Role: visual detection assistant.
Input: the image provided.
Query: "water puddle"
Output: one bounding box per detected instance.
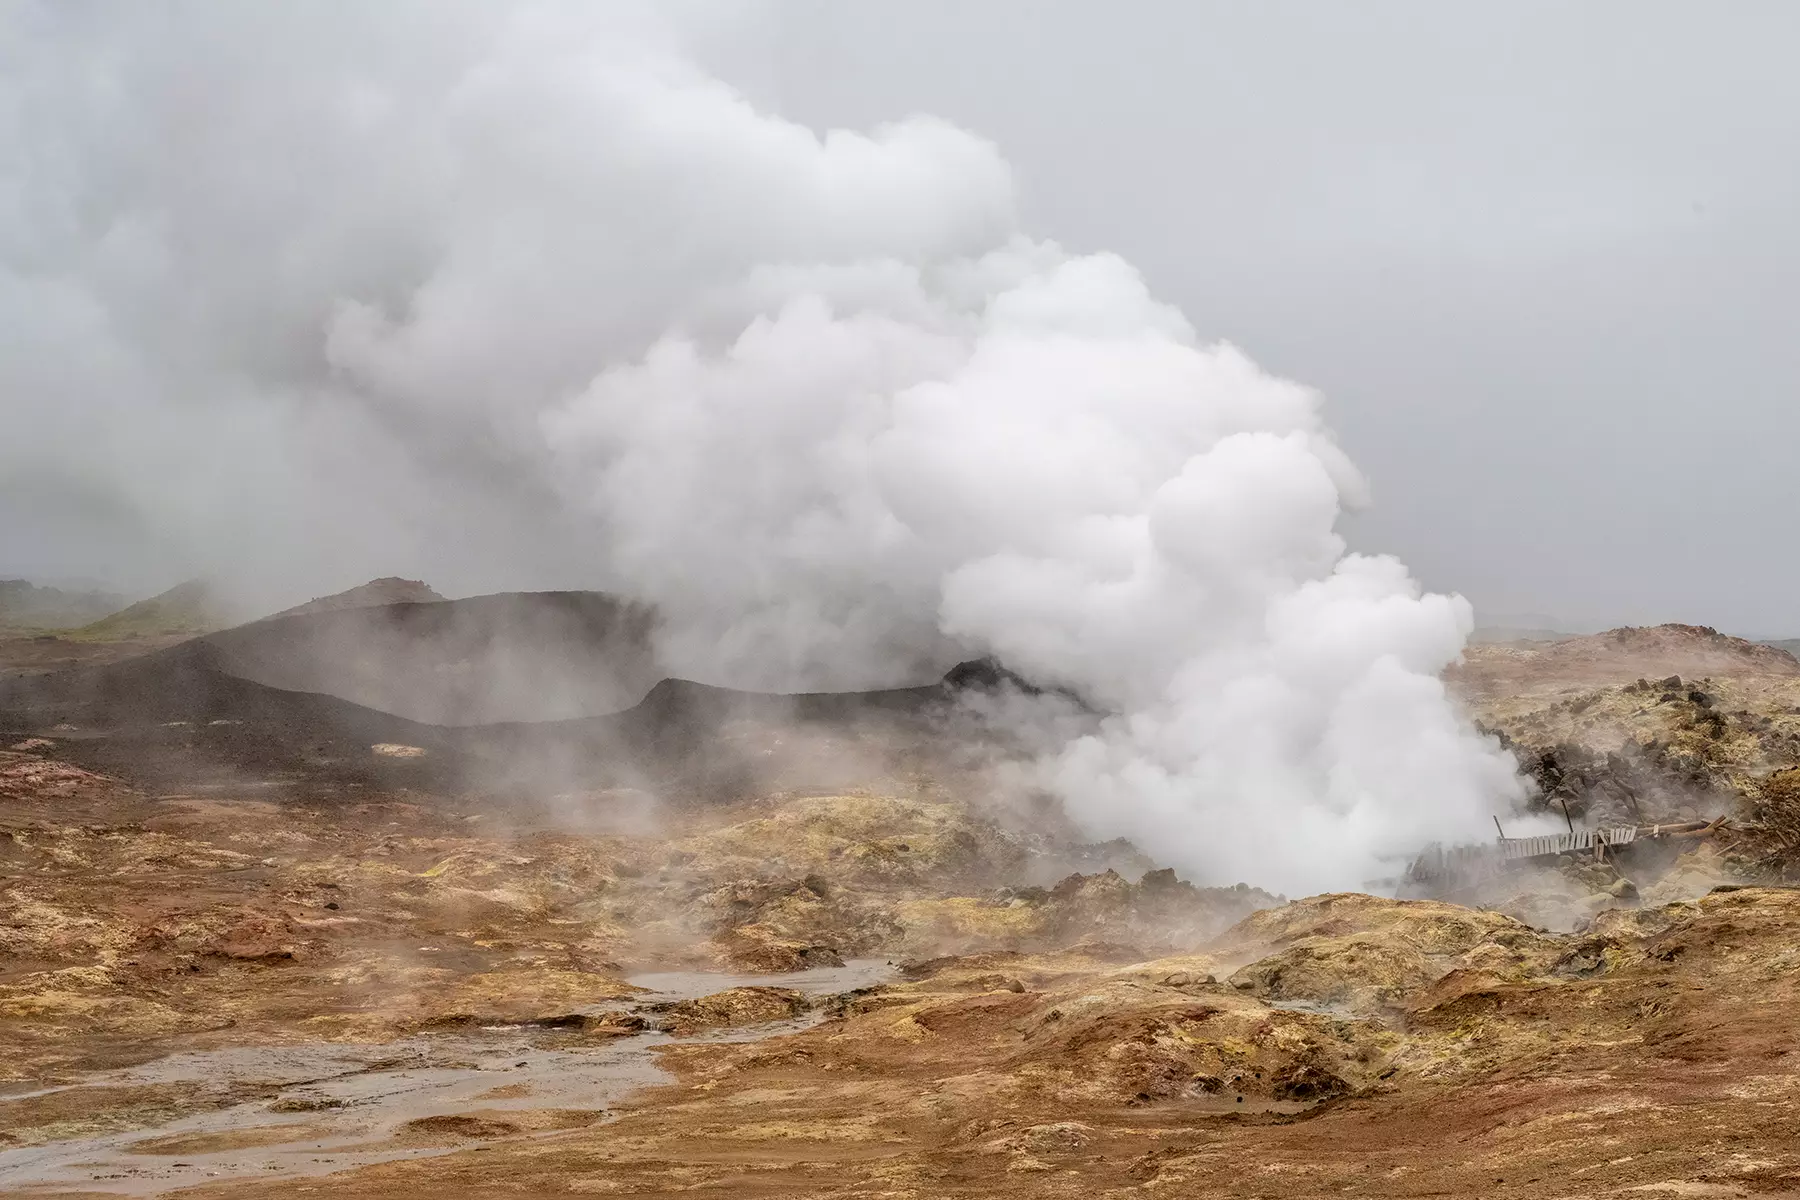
[0,959,893,1195]
[629,958,895,1002]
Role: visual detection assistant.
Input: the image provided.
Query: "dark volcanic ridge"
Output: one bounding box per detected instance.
[207,589,664,725]
[263,576,447,620]
[4,588,665,723]
[0,595,1047,802]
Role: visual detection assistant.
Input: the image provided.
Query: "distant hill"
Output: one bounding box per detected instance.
[1453,623,1800,697]
[1760,638,1800,660]
[0,579,127,632]
[67,580,231,642]
[1545,624,1800,677]
[264,577,446,622]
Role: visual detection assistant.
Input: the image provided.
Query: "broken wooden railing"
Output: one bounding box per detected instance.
[1407,818,1722,890]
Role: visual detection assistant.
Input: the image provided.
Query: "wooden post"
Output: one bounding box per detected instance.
[1493,815,1506,841]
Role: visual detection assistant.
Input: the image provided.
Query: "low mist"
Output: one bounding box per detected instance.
[1,2,1528,893]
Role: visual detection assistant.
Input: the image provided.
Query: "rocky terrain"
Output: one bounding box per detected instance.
[225,886,1800,1200]
[1454,623,1800,882]
[2,605,1799,1197]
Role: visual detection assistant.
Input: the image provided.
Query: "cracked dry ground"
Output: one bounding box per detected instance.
[2,748,1799,1198]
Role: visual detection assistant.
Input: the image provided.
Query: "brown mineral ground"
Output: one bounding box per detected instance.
[3,605,1799,1198]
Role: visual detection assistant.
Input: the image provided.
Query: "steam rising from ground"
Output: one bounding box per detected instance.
[1,2,1526,891]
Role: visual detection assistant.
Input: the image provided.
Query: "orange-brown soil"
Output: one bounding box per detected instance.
[4,620,1800,1197]
[3,744,1797,1198]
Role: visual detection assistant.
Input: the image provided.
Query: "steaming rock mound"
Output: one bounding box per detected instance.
[1452,624,1800,876]
[1453,623,1800,699]
[458,666,1043,803]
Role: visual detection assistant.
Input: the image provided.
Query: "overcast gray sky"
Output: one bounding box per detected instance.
[732,0,1800,634]
[4,1,1797,635]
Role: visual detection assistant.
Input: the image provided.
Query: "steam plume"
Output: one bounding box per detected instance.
[0,2,1525,891]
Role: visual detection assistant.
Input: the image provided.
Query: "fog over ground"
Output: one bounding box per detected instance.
[0,3,1786,887]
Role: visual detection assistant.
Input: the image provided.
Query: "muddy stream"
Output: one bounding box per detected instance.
[0,960,894,1195]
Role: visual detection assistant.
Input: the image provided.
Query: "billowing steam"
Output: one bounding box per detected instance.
[1,3,1525,891]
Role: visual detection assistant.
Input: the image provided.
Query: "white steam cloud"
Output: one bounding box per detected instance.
[0,2,1526,891]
